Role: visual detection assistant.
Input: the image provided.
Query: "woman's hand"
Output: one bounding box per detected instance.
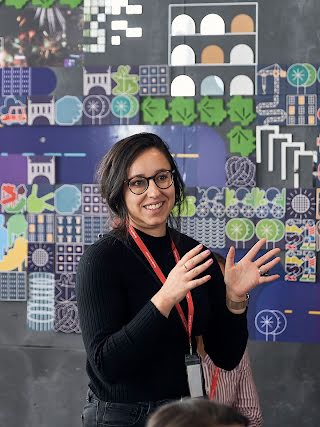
[224,238,281,302]
[151,244,212,317]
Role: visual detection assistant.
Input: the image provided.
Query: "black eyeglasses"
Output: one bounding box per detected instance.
[125,170,175,195]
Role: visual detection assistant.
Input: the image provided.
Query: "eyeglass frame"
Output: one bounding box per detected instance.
[124,169,175,195]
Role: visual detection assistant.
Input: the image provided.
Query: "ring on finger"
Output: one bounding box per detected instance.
[258,267,269,277]
[184,263,189,271]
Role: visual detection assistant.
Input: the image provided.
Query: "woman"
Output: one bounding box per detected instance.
[76,132,280,426]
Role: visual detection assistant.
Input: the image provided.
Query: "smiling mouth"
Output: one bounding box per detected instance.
[144,202,164,210]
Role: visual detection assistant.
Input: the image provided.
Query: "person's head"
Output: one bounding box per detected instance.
[146,399,249,427]
[96,133,185,238]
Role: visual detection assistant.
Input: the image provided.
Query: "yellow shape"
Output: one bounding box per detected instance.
[38,215,44,224]
[47,234,54,243]
[308,116,315,125]
[284,310,293,314]
[308,311,320,315]
[0,237,27,272]
[288,105,295,115]
[285,224,302,234]
[285,255,304,266]
[298,96,305,105]
[29,224,35,233]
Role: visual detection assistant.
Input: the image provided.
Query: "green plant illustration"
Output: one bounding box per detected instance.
[243,188,268,208]
[169,97,198,126]
[197,97,227,126]
[172,195,196,217]
[141,97,169,125]
[227,96,256,126]
[227,126,256,157]
[112,65,139,96]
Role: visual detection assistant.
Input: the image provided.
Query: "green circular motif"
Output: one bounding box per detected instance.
[243,219,255,240]
[272,219,285,242]
[287,64,309,87]
[226,218,254,242]
[256,219,284,242]
[111,95,139,119]
[304,63,317,87]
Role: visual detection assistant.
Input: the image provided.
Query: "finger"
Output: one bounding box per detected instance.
[242,238,267,261]
[185,258,213,279]
[188,275,211,289]
[259,257,281,274]
[185,249,211,270]
[179,244,203,265]
[255,247,281,267]
[225,246,235,271]
[259,274,280,284]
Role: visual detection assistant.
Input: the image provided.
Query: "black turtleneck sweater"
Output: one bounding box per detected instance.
[75,227,248,403]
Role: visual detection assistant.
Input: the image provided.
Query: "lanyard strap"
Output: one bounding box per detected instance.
[128,225,194,353]
[209,367,220,400]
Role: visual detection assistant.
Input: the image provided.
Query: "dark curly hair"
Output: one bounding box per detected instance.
[96,132,186,239]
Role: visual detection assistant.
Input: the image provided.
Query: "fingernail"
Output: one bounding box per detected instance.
[197,244,203,248]
[205,249,210,254]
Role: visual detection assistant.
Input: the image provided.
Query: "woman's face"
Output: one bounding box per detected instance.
[123,148,176,237]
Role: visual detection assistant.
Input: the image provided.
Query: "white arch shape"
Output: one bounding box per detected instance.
[171,75,195,97]
[200,14,225,35]
[200,75,224,95]
[230,75,254,95]
[230,44,255,64]
[171,14,196,35]
[171,44,196,66]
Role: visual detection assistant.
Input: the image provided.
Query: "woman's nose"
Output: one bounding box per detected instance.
[147,179,161,196]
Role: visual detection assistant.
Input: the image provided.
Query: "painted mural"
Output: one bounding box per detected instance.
[0,0,320,344]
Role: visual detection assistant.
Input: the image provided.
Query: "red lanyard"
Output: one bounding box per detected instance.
[128,225,194,353]
[209,366,220,400]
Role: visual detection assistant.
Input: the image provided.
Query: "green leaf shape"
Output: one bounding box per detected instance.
[243,188,268,208]
[169,97,198,126]
[225,188,238,208]
[141,97,169,125]
[112,65,139,96]
[59,0,83,7]
[5,0,29,8]
[227,126,256,157]
[32,0,55,6]
[227,96,256,126]
[197,97,227,126]
[273,189,286,208]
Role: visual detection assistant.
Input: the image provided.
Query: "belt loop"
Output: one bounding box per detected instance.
[96,398,105,424]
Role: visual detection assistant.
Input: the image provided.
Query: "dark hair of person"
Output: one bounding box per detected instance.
[96,132,186,239]
[146,399,249,427]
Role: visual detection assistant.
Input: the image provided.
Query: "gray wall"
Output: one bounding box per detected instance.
[2,0,320,426]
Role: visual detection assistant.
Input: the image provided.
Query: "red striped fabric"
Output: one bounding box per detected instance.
[200,348,263,427]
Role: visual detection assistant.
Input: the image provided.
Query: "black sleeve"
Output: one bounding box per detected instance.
[75,241,169,383]
[202,257,248,371]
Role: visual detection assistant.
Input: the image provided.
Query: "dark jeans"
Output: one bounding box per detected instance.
[81,389,174,427]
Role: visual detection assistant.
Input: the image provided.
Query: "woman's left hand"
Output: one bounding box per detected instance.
[224,238,281,300]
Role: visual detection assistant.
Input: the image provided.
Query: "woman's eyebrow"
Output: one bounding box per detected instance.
[128,169,169,179]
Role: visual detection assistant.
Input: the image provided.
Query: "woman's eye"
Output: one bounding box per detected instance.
[131,180,144,187]
[158,174,168,181]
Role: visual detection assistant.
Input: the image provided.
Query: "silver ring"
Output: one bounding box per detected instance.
[184,263,189,271]
[258,268,262,276]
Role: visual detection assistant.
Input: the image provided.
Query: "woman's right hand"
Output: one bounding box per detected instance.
[151,244,213,317]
